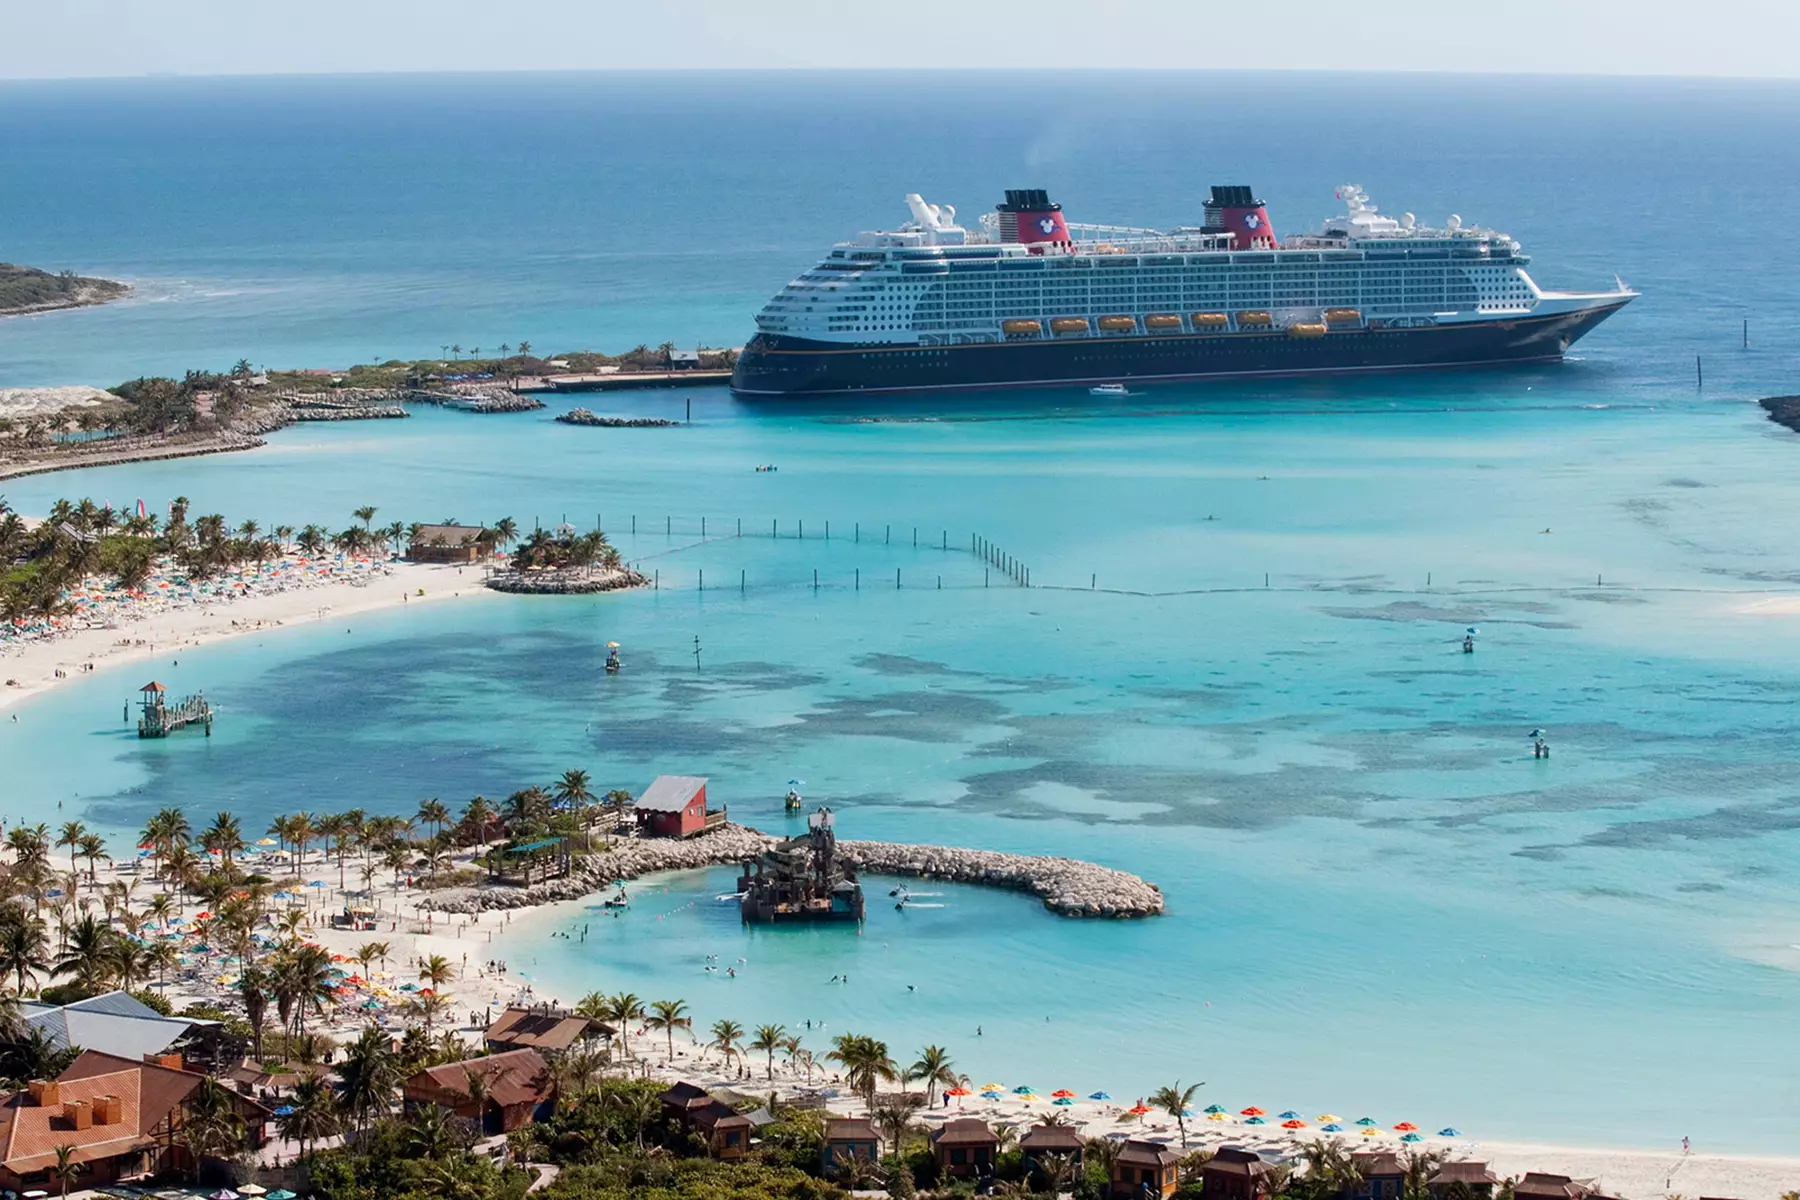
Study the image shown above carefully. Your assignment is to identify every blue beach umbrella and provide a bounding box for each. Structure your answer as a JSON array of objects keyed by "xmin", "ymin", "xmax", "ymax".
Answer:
[
  {"xmin": 1180, "ymin": 1108, "xmax": 1196, "ymax": 1118},
  {"xmin": 1203, "ymin": 1104, "xmax": 1228, "ymax": 1114},
  {"xmin": 1355, "ymin": 1117, "xmax": 1379, "ymax": 1126},
  {"xmin": 1437, "ymin": 1128, "xmax": 1461, "ymax": 1137},
  {"xmin": 272, "ymin": 1105, "xmax": 295, "ymax": 1117},
  {"xmin": 307, "ymin": 880, "xmax": 327, "ymax": 889},
  {"xmin": 1278, "ymin": 1110, "xmax": 1302, "ymax": 1120},
  {"xmin": 1013, "ymin": 1085, "xmax": 1034, "ymax": 1094},
  {"xmin": 1322, "ymin": 1124, "xmax": 1344, "ymax": 1132},
  {"xmin": 1054, "ymin": 1097, "xmax": 1075, "ymax": 1106},
  {"xmin": 1245, "ymin": 1116, "xmax": 1267, "ymax": 1125},
  {"xmin": 1401, "ymin": 1133, "xmax": 1424, "ymax": 1143},
  {"xmin": 1090, "ymin": 1092, "xmax": 1111, "ymax": 1101}
]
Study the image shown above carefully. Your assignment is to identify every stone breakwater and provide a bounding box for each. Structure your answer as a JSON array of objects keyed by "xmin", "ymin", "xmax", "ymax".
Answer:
[
  {"xmin": 555, "ymin": 407, "xmax": 679, "ymax": 428},
  {"xmin": 484, "ymin": 566, "xmax": 648, "ymax": 595},
  {"xmin": 418, "ymin": 823, "xmax": 1162, "ymax": 919}
]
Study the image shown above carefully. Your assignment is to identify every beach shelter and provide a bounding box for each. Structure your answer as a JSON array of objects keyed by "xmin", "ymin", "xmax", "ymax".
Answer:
[
  {"xmin": 980, "ymin": 1083, "xmax": 1005, "ymax": 1092},
  {"xmin": 1321, "ymin": 1123, "xmax": 1344, "ymax": 1132},
  {"xmin": 1360, "ymin": 1127, "xmax": 1384, "ymax": 1137},
  {"xmin": 1054, "ymin": 1097, "xmax": 1075, "ymax": 1106},
  {"xmin": 1013, "ymin": 1085, "xmax": 1035, "ymax": 1094},
  {"xmin": 266, "ymin": 1191, "xmax": 298, "ymax": 1200},
  {"xmin": 1244, "ymin": 1116, "xmax": 1267, "ymax": 1125},
  {"xmin": 1354, "ymin": 1117, "xmax": 1379, "ymax": 1126},
  {"xmin": 1393, "ymin": 1122, "xmax": 1418, "ymax": 1132},
  {"xmin": 1281, "ymin": 1119, "xmax": 1307, "ymax": 1129},
  {"xmin": 209, "ymin": 1190, "xmax": 240, "ymax": 1199},
  {"xmin": 1318, "ymin": 1113, "xmax": 1340, "ymax": 1122},
  {"xmin": 1203, "ymin": 1104, "xmax": 1228, "ymax": 1114},
  {"xmin": 1207, "ymin": 1112, "xmax": 1230, "ymax": 1122},
  {"xmin": 237, "ymin": 1186, "xmax": 268, "ymax": 1197},
  {"xmin": 1052, "ymin": 1089, "xmax": 1077, "ymax": 1098},
  {"xmin": 1437, "ymin": 1128, "xmax": 1462, "ymax": 1137},
  {"xmin": 1090, "ymin": 1092, "xmax": 1111, "ymax": 1101},
  {"xmin": 1278, "ymin": 1110, "xmax": 1302, "ymax": 1120},
  {"xmin": 1128, "ymin": 1103, "xmax": 1152, "ymax": 1115},
  {"xmin": 946, "ymin": 1086, "xmax": 971, "ymax": 1097},
  {"xmin": 1401, "ymin": 1133, "xmax": 1424, "ymax": 1143},
  {"xmin": 1240, "ymin": 1106, "xmax": 1265, "ymax": 1116}
]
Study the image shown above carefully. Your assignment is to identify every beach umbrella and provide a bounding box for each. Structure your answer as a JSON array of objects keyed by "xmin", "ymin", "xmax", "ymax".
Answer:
[
  {"xmin": 1089, "ymin": 1092, "xmax": 1111, "ymax": 1101},
  {"xmin": 1052, "ymin": 1089, "xmax": 1077, "ymax": 1098},
  {"xmin": 1355, "ymin": 1117, "xmax": 1379, "ymax": 1126},
  {"xmin": 1240, "ymin": 1106, "xmax": 1265, "ymax": 1116},
  {"xmin": 1360, "ymin": 1128, "xmax": 1384, "ymax": 1137},
  {"xmin": 1207, "ymin": 1112, "xmax": 1230, "ymax": 1122},
  {"xmin": 307, "ymin": 880, "xmax": 327, "ymax": 889},
  {"xmin": 1245, "ymin": 1116, "xmax": 1267, "ymax": 1126},
  {"xmin": 257, "ymin": 838, "xmax": 278, "ymax": 846},
  {"xmin": 1203, "ymin": 1104, "xmax": 1228, "ymax": 1114},
  {"xmin": 209, "ymin": 1188, "xmax": 240, "ymax": 1199},
  {"xmin": 1013, "ymin": 1085, "xmax": 1034, "ymax": 1094},
  {"xmin": 265, "ymin": 1191, "xmax": 298, "ymax": 1200},
  {"xmin": 1054, "ymin": 1097, "xmax": 1075, "ymax": 1106},
  {"xmin": 981, "ymin": 1083, "xmax": 1004, "ymax": 1092},
  {"xmin": 947, "ymin": 1087, "xmax": 971, "ymax": 1097},
  {"xmin": 273, "ymin": 1104, "xmax": 295, "ymax": 1116},
  {"xmin": 237, "ymin": 1186, "xmax": 268, "ymax": 1196},
  {"xmin": 195, "ymin": 911, "xmax": 212, "ymax": 920},
  {"xmin": 1278, "ymin": 1110, "xmax": 1302, "ymax": 1120},
  {"xmin": 1437, "ymin": 1128, "xmax": 1462, "ymax": 1138},
  {"xmin": 1401, "ymin": 1133, "xmax": 1424, "ymax": 1143},
  {"xmin": 1317, "ymin": 1113, "xmax": 1340, "ymax": 1122},
  {"xmin": 1321, "ymin": 1124, "xmax": 1344, "ymax": 1132},
  {"xmin": 1180, "ymin": 1108, "xmax": 1196, "ymax": 1118},
  {"xmin": 1128, "ymin": 1103, "xmax": 1152, "ymax": 1115},
  {"xmin": 607, "ymin": 642, "xmax": 621, "ymax": 649},
  {"xmin": 1394, "ymin": 1122, "xmax": 1418, "ymax": 1132},
  {"xmin": 1282, "ymin": 1120, "xmax": 1307, "ymax": 1129}
]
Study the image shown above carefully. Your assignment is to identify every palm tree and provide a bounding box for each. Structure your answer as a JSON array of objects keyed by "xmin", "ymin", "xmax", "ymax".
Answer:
[
  {"xmin": 750, "ymin": 1023, "xmax": 787, "ymax": 1080},
  {"xmin": 602, "ymin": 992, "xmax": 645, "ymax": 1059},
  {"xmin": 553, "ymin": 767, "xmax": 594, "ymax": 818},
  {"xmin": 355, "ymin": 941, "xmax": 389, "ymax": 977},
  {"xmin": 1149, "ymin": 1080, "xmax": 1205, "ymax": 1147},
  {"xmin": 336, "ymin": 1024, "xmax": 401, "ymax": 1130},
  {"xmin": 709, "ymin": 1019, "xmax": 744, "ymax": 1070},
  {"xmin": 180, "ymin": 1077, "xmax": 246, "ymax": 1182},
  {"xmin": 908, "ymin": 1045, "xmax": 958, "ymax": 1106},
  {"xmin": 48, "ymin": 1143, "xmax": 83, "ymax": 1200},
  {"xmin": 417, "ymin": 798, "xmax": 450, "ymax": 847},
  {"xmin": 55, "ymin": 820, "xmax": 86, "ymax": 881},
  {"xmin": 0, "ymin": 913, "xmax": 49, "ymax": 994},
  {"xmin": 54, "ymin": 913, "xmax": 114, "ymax": 991},
  {"xmin": 288, "ymin": 811, "xmax": 317, "ymax": 866},
  {"xmin": 828, "ymin": 1033, "xmax": 898, "ymax": 1106},
  {"xmin": 76, "ymin": 833, "xmax": 108, "ymax": 883},
  {"xmin": 202, "ymin": 812, "xmax": 243, "ymax": 870},
  {"xmin": 278, "ymin": 1075, "xmax": 341, "ymax": 1162},
  {"xmin": 353, "ymin": 505, "xmax": 377, "ymax": 531},
  {"xmin": 462, "ymin": 795, "xmax": 497, "ymax": 846},
  {"xmin": 419, "ymin": 953, "xmax": 454, "ymax": 991},
  {"xmin": 491, "ymin": 516, "xmax": 519, "ymax": 553},
  {"xmin": 646, "ymin": 998, "xmax": 691, "ymax": 1061}
]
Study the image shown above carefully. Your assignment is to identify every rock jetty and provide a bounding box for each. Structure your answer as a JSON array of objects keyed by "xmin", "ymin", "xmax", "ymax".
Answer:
[
  {"xmin": 288, "ymin": 405, "xmax": 408, "ymax": 422},
  {"xmin": 484, "ymin": 566, "xmax": 648, "ymax": 595},
  {"xmin": 1759, "ymin": 396, "xmax": 1800, "ymax": 435},
  {"xmin": 419, "ymin": 823, "xmax": 1163, "ymax": 919},
  {"xmin": 556, "ymin": 408, "xmax": 677, "ymax": 428}
]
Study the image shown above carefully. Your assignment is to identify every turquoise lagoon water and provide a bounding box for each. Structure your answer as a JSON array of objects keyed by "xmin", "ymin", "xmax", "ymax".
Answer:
[
  {"xmin": 5, "ymin": 71, "xmax": 1800, "ymax": 1154},
  {"xmin": 6, "ymin": 385, "xmax": 1800, "ymax": 1152}
]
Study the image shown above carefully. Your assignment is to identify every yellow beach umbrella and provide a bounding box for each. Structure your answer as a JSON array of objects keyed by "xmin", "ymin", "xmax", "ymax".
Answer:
[
  {"xmin": 1207, "ymin": 1112, "xmax": 1230, "ymax": 1122},
  {"xmin": 1361, "ymin": 1127, "xmax": 1384, "ymax": 1137},
  {"xmin": 1318, "ymin": 1114, "xmax": 1340, "ymax": 1122}
]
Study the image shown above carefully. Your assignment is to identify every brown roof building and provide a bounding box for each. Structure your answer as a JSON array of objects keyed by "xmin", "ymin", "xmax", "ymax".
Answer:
[
  {"xmin": 1427, "ymin": 1161, "xmax": 1502, "ymax": 1199},
  {"xmin": 1346, "ymin": 1151, "xmax": 1408, "ymax": 1200},
  {"xmin": 931, "ymin": 1117, "xmax": 999, "ymax": 1178},
  {"xmin": 1021, "ymin": 1121, "xmax": 1085, "ymax": 1176},
  {"xmin": 1199, "ymin": 1146, "xmax": 1274, "ymax": 1200},
  {"xmin": 688, "ymin": 1100, "xmax": 754, "ymax": 1159},
  {"xmin": 1113, "ymin": 1139, "xmax": 1183, "ymax": 1200},
  {"xmin": 0, "ymin": 1051, "xmax": 269, "ymax": 1191},
  {"xmin": 822, "ymin": 1117, "xmax": 881, "ymax": 1175},
  {"xmin": 1514, "ymin": 1174, "xmax": 1597, "ymax": 1200},
  {"xmin": 408, "ymin": 524, "xmax": 491, "ymax": 563},
  {"xmin": 483, "ymin": 1007, "xmax": 612, "ymax": 1056},
  {"xmin": 402, "ymin": 1049, "xmax": 555, "ymax": 1135},
  {"xmin": 659, "ymin": 1081, "xmax": 714, "ymax": 1120}
]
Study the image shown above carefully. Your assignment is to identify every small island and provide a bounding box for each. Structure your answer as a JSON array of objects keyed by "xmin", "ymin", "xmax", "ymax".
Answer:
[{"xmin": 0, "ymin": 262, "xmax": 128, "ymax": 317}]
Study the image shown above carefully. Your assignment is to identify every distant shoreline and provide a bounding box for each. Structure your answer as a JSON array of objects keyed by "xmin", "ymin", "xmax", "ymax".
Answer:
[{"xmin": 0, "ymin": 263, "xmax": 129, "ymax": 318}]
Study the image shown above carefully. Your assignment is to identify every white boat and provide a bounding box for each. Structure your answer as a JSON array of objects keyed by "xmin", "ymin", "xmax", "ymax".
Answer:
[{"xmin": 1089, "ymin": 383, "xmax": 1130, "ymax": 396}]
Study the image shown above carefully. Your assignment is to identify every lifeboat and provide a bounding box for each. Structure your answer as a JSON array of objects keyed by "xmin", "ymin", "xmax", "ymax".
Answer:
[
  {"xmin": 1145, "ymin": 314, "xmax": 1184, "ymax": 330},
  {"xmin": 1097, "ymin": 315, "xmax": 1137, "ymax": 332},
  {"xmin": 1236, "ymin": 311, "xmax": 1273, "ymax": 328},
  {"xmin": 1002, "ymin": 318, "xmax": 1044, "ymax": 336},
  {"xmin": 1191, "ymin": 312, "xmax": 1230, "ymax": 328},
  {"xmin": 1050, "ymin": 317, "xmax": 1091, "ymax": 335},
  {"xmin": 1287, "ymin": 323, "xmax": 1328, "ymax": 338},
  {"xmin": 1324, "ymin": 308, "xmax": 1362, "ymax": 324}
]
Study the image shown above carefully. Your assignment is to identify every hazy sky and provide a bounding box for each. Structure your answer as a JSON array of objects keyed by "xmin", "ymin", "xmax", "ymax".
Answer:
[{"xmin": 8, "ymin": 0, "xmax": 1800, "ymax": 81}]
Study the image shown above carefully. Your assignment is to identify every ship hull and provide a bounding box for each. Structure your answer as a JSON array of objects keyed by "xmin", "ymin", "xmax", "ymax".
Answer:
[{"xmin": 730, "ymin": 299, "xmax": 1629, "ymax": 397}]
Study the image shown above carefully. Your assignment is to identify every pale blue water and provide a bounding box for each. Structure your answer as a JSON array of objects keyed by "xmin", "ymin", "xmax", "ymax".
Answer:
[{"xmin": 4, "ymin": 73, "xmax": 1800, "ymax": 1154}]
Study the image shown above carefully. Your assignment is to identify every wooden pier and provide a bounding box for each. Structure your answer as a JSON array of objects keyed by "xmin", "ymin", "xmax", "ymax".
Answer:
[{"xmin": 137, "ymin": 681, "xmax": 213, "ymax": 739}]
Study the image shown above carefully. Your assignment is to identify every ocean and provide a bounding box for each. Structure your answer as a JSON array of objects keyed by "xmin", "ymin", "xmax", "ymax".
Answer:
[{"xmin": 3, "ymin": 71, "xmax": 1800, "ymax": 1153}]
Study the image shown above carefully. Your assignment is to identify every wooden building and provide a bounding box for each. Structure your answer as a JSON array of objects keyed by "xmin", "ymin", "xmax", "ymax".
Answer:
[
  {"xmin": 659, "ymin": 1081, "xmax": 714, "ymax": 1122},
  {"xmin": 1020, "ymin": 1121, "xmax": 1085, "ymax": 1177},
  {"xmin": 822, "ymin": 1117, "xmax": 881, "ymax": 1175},
  {"xmin": 1427, "ymin": 1162, "xmax": 1502, "ymax": 1200},
  {"xmin": 483, "ymin": 1007, "xmax": 611, "ymax": 1057},
  {"xmin": 1113, "ymin": 1139, "xmax": 1183, "ymax": 1200},
  {"xmin": 930, "ymin": 1117, "xmax": 998, "ymax": 1179},
  {"xmin": 408, "ymin": 523, "xmax": 492, "ymax": 564},
  {"xmin": 1514, "ymin": 1174, "xmax": 1597, "ymax": 1200},
  {"xmin": 1346, "ymin": 1152, "xmax": 1408, "ymax": 1200},
  {"xmin": 0, "ymin": 1051, "xmax": 269, "ymax": 1191},
  {"xmin": 688, "ymin": 1100, "xmax": 754, "ymax": 1159},
  {"xmin": 402, "ymin": 1049, "xmax": 554, "ymax": 1135},
  {"xmin": 636, "ymin": 775, "xmax": 725, "ymax": 838},
  {"xmin": 1199, "ymin": 1146, "xmax": 1274, "ymax": 1200}
]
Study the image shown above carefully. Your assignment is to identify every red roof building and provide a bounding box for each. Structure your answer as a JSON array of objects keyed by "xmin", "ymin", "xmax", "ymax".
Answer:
[{"xmin": 402, "ymin": 1049, "xmax": 555, "ymax": 1135}]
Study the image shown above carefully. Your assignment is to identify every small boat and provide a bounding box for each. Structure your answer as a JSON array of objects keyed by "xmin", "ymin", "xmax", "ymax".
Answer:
[{"xmin": 1089, "ymin": 383, "xmax": 1130, "ymax": 397}]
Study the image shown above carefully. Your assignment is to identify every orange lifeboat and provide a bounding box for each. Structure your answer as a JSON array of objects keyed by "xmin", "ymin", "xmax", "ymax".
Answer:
[
  {"xmin": 1191, "ymin": 312, "xmax": 1230, "ymax": 328},
  {"xmin": 1323, "ymin": 308, "xmax": 1362, "ymax": 325},
  {"xmin": 1145, "ymin": 314, "xmax": 1184, "ymax": 330},
  {"xmin": 1097, "ymin": 315, "xmax": 1137, "ymax": 332},
  {"xmin": 1050, "ymin": 317, "xmax": 1090, "ymax": 335},
  {"xmin": 1287, "ymin": 323, "xmax": 1327, "ymax": 338},
  {"xmin": 1002, "ymin": 318, "xmax": 1044, "ymax": 336},
  {"xmin": 1236, "ymin": 311, "xmax": 1273, "ymax": 328}
]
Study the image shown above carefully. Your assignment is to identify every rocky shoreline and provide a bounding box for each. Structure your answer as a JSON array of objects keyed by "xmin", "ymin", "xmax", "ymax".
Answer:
[
  {"xmin": 1758, "ymin": 395, "xmax": 1800, "ymax": 434},
  {"xmin": 418, "ymin": 823, "xmax": 1163, "ymax": 919}
]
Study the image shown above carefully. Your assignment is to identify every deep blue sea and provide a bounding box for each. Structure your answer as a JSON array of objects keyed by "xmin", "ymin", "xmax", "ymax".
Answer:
[{"xmin": 4, "ymin": 72, "xmax": 1800, "ymax": 1154}]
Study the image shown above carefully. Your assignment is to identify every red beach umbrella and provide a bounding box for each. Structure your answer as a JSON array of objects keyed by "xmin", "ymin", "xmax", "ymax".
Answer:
[
  {"xmin": 1128, "ymin": 1103, "xmax": 1153, "ymax": 1115},
  {"xmin": 1241, "ymin": 1106, "xmax": 1265, "ymax": 1117},
  {"xmin": 1393, "ymin": 1122, "xmax": 1418, "ymax": 1132},
  {"xmin": 1052, "ymin": 1089, "xmax": 1076, "ymax": 1099},
  {"xmin": 1282, "ymin": 1119, "xmax": 1307, "ymax": 1129}
]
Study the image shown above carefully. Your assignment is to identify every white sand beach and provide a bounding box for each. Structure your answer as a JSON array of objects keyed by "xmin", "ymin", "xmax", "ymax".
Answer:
[{"xmin": 0, "ymin": 557, "xmax": 491, "ymax": 713}]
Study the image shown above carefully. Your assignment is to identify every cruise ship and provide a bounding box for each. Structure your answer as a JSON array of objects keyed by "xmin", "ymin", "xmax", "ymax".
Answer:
[{"xmin": 730, "ymin": 185, "xmax": 1634, "ymax": 396}]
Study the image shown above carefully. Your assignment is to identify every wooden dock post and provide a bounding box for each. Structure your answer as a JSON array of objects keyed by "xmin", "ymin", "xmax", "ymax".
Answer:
[
  {"xmin": 941, "ymin": 530, "xmax": 947, "ymax": 550},
  {"xmin": 895, "ymin": 568, "xmax": 901, "ymax": 589},
  {"xmin": 825, "ymin": 521, "xmax": 830, "ymax": 540},
  {"xmin": 855, "ymin": 568, "xmax": 860, "ymax": 590},
  {"xmin": 1092, "ymin": 573, "xmax": 1096, "ymax": 589},
  {"xmin": 699, "ymin": 569, "xmax": 704, "ymax": 591},
  {"xmin": 855, "ymin": 522, "xmax": 860, "ymax": 543},
  {"xmin": 654, "ymin": 569, "xmax": 659, "ymax": 589},
  {"xmin": 741, "ymin": 569, "xmax": 746, "ymax": 594},
  {"xmin": 666, "ymin": 516, "xmax": 671, "ymax": 536},
  {"xmin": 913, "ymin": 526, "xmax": 918, "ymax": 547},
  {"xmin": 632, "ymin": 515, "xmax": 636, "ymax": 534},
  {"xmin": 702, "ymin": 517, "xmax": 706, "ymax": 537},
  {"xmin": 813, "ymin": 568, "xmax": 818, "ymax": 591},
  {"xmin": 886, "ymin": 524, "xmax": 891, "ymax": 545},
  {"xmin": 772, "ymin": 518, "xmax": 778, "ymax": 538},
  {"xmin": 737, "ymin": 518, "xmax": 742, "ymax": 537},
  {"xmin": 799, "ymin": 519, "xmax": 804, "ymax": 539}
]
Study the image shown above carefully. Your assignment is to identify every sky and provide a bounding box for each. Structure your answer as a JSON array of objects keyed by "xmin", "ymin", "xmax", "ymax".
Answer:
[{"xmin": 7, "ymin": 0, "xmax": 1800, "ymax": 81}]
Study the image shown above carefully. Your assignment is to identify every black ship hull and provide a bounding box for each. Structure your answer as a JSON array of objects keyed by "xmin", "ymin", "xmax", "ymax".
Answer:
[{"xmin": 730, "ymin": 301, "xmax": 1629, "ymax": 397}]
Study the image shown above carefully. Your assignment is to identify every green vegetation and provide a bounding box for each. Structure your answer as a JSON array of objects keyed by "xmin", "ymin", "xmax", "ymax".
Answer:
[
  {"xmin": 261, "ymin": 341, "xmax": 738, "ymax": 396},
  {"xmin": 0, "ymin": 262, "xmax": 126, "ymax": 316}
]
